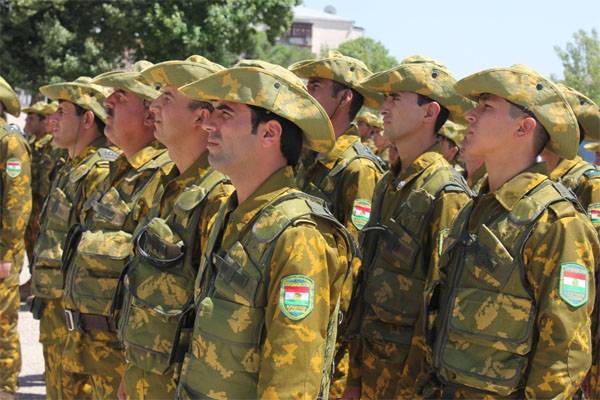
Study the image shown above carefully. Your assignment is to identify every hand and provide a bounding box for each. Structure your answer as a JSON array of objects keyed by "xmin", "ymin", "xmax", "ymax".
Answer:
[
  {"xmin": 341, "ymin": 385, "xmax": 361, "ymax": 400},
  {"xmin": 117, "ymin": 380, "xmax": 127, "ymax": 400},
  {"xmin": 0, "ymin": 261, "xmax": 12, "ymax": 278}
]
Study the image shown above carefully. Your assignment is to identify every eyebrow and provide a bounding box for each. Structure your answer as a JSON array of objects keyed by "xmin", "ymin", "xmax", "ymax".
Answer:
[{"xmin": 215, "ymin": 103, "xmax": 234, "ymax": 113}]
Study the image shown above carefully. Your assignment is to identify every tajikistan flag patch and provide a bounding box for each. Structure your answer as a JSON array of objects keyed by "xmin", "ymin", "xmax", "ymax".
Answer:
[
  {"xmin": 6, "ymin": 158, "xmax": 22, "ymax": 178},
  {"xmin": 279, "ymin": 275, "xmax": 314, "ymax": 321},
  {"xmin": 351, "ymin": 199, "xmax": 371, "ymax": 230},
  {"xmin": 587, "ymin": 203, "xmax": 600, "ymax": 226},
  {"xmin": 559, "ymin": 262, "xmax": 589, "ymax": 308}
]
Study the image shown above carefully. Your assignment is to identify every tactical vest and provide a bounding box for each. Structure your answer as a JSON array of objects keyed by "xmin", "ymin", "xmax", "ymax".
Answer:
[
  {"xmin": 63, "ymin": 154, "xmax": 172, "ymax": 318},
  {"xmin": 177, "ymin": 192, "xmax": 353, "ymax": 400},
  {"xmin": 31, "ymin": 149, "xmax": 115, "ymax": 299},
  {"xmin": 432, "ymin": 179, "xmax": 579, "ymax": 396},
  {"xmin": 345, "ymin": 162, "xmax": 471, "ymax": 366},
  {"xmin": 559, "ymin": 161, "xmax": 600, "ymax": 193},
  {"xmin": 118, "ymin": 170, "xmax": 229, "ymax": 375},
  {"xmin": 301, "ymin": 141, "xmax": 385, "ymax": 221}
]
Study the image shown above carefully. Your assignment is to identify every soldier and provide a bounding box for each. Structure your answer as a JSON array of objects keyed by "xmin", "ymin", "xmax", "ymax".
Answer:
[
  {"xmin": 32, "ymin": 77, "xmax": 118, "ymax": 399},
  {"xmin": 355, "ymin": 109, "xmax": 379, "ymax": 153},
  {"xmin": 437, "ymin": 120, "xmax": 465, "ymax": 165},
  {"xmin": 342, "ymin": 57, "xmax": 474, "ymax": 399},
  {"xmin": 23, "ymin": 101, "xmax": 66, "ymax": 266},
  {"xmin": 539, "ymin": 86, "xmax": 600, "ymax": 398},
  {"xmin": 461, "ymin": 148, "xmax": 486, "ymax": 194},
  {"xmin": 419, "ymin": 65, "xmax": 599, "ymax": 398},
  {"xmin": 0, "ymin": 75, "xmax": 32, "ymax": 398},
  {"xmin": 174, "ymin": 60, "xmax": 353, "ymax": 399},
  {"xmin": 585, "ymin": 142, "xmax": 600, "ymax": 165},
  {"xmin": 60, "ymin": 61, "xmax": 173, "ymax": 399},
  {"xmin": 289, "ymin": 52, "xmax": 385, "ymax": 397},
  {"xmin": 116, "ymin": 56, "xmax": 234, "ymax": 399}
]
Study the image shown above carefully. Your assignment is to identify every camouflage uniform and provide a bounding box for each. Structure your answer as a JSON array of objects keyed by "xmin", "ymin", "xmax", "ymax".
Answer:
[
  {"xmin": 343, "ymin": 58, "xmax": 473, "ymax": 399},
  {"xmin": 0, "ymin": 125, "xmax": 32, "ymax": 394},
  {"xmin": 467, "ymin": 165, "xmax": 487, "ymax": 195},
  {"xmin": 118, "ymin": 56, "xmax": 233, "ymax": 400},
  {"xmin": 419, "ymin": 66, "xmax": 598, "ymax": 398},
  {"xmin": 176, "ymin": 60, "xmax": 353, "ymax": 399}
]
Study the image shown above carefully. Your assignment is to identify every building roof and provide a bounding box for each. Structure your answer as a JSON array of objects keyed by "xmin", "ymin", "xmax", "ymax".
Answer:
[{"xmin": 293, "ymin": 6, "xmax": 355, "ymax": 23}]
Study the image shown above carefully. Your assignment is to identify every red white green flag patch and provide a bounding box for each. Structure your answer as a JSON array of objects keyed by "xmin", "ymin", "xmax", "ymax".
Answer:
[
  {"xmin": 559, "ymin": 262, "xmax": 589, "ymax": 308},
  {"xmin": 279, "ymin": 275, "xmax": 314, "ymax": 320},
  {"xmin": 351, "ymin": 199, "xmax": 371, "ymax": 230},
  {"xmin": 588, "ymin": 203, "xmax": 600, "ymax": 226},
  {"xmin": 6, "ymin": 158, "xmax": 22, "ymax": 178}
]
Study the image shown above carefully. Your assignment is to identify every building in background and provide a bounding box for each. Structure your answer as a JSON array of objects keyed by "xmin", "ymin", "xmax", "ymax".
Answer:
[{"xmin": 280, "ymin": 5, "xmax": 364, "ymax": 55}]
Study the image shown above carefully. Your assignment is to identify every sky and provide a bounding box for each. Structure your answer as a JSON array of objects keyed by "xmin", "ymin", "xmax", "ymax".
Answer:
[{"xmin": 302, "ymin": 0, "xmax": 599, "ymax": 80}]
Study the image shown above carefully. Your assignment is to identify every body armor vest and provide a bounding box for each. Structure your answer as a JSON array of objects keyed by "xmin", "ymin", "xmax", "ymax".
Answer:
[
  {"xmin": 559, "ymin": 161, "xmax": 600, "ymax": 193},
  {"xmin": 118, "ymin": 169, "xmax": 229, "ymax": 375},
  {"xmin": 177, "ymin": 192, "xmax": 353, "ymax": 399},
  {"xmin": 432, "ymin": 179, "xmax": 579, "ymax": 396}
]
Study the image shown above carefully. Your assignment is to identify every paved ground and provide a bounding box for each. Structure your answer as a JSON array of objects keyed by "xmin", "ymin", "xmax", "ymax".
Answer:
[{"xmin": 16, "ymin": 260, "xmax": 46, "ymax": 399}]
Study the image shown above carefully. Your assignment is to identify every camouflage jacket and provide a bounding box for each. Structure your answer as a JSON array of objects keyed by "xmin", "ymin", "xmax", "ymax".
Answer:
[
  {"xmin": 119, "ymin": 152, "xmax": 233, "ymax": 377},
  {"xmin": 177, "ymin": 166, "xmax": 353, "ymax": 400},
  {"xmin": 29, "ymin": 133, "xmax": 67, "ymax": 208},
  {"xmin": 0, "ymin": 124, "xmax": 32, "ymax": 286},
  {"xmin": 428, "ymin": 163, "xmax": 598, "ymax": 398},
  {"xmin": 346, "ymin": 149, "xmax": 472, "ymax": 399},
  {"xmin": 31, "ymin": 137, "xmax": 116, "ymax": 300},
  {"xmin": 467, "ymin": 164, "xmax": 488, "ymax": 195}
]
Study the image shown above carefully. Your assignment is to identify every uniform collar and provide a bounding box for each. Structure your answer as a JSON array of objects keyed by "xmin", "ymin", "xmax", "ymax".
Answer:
[
  {"xmin": 549, "ymin": 155, "xmax": 583, "ymax": 181},
  {"xmin": 127, "ymin": 140, "xmax": 165, "ymax": 169},
  {"xmin": 492, "ymin": 162, "xmax": 548, "ymax": 211},
  {"xmin": 229, "ymin": 166, "xmax": 296, "ymax": 232},
  {"xmin": 392, "ymin": 147, "xmax": 447, "ymax": 190},
  {"xmin": 167, "ymin": 151, "xmax": 211, "ymax": 190},
  {"xmin": 468, "ymin": 164, "xmax": 487, "ymax": 187},
  {"xmin": 317, "ymin": 124, "xmax": 360, "ymax": 169},
  {"xmin": 72, "ymin": 135, "xmax": 106, "ymax": 164}
]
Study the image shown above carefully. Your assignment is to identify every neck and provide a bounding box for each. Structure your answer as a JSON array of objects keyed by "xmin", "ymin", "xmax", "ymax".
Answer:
[
  {"xmin": 542, "ymin": 151, "xmax": 562, "ymax": 172},
  {"xmin": 485, "ymin": 155, "xmax": 537, "ymax": 192},
  {"xmin": 167, "ymin": 133, "xmax": 208, "ymax": 174},
  {"xmin": 68, "ymin": 130, "xmax": 101, "ymax": 159},
  {"xmin": 121, "ymin": 129, "xmax": 155, "ymax": 159},
  {"xmin": 231, "ymin": 158, "xmax": 286, "ymax": 204},
  {"xmin": 331, "ymin": 115, "xmax": 351, "ymax": 139},
  {"xmin": 394, "ymin": 129, "xmax": 437, "ymax": 173}
]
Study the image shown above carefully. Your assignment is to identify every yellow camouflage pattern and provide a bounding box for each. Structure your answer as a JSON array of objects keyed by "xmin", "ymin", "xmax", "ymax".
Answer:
[
  {"xmin": 424, "ymin": 163, "xmax": 598, "ymax": 398},
  {"xmin": 92, "ymin": 60, "xmax": 160, "ymax": 101},
  {"xmin": 180, "ymin": 59, "xmax": 336, "ymax": 154},
  {"xmin": 40, "ymin": 77, "xmax": 111, "ymax": 123},
  {"xmin": 177, "ymin": 166, "xmax": 352, "ymax": 399},
  {"xmin": 346, "ymin": 149, "xmax": 471, "ymax": 399},
  {"xmin": 557, "ymin": 83, "xmax": 600, "ymax": 142},
  {"xmin": 140, "ymin": 55, "xmax": 224, "ymax": 91},
  {"xmin": 0, "ymin": 75, "xmax": 20, "ymax": 117}
]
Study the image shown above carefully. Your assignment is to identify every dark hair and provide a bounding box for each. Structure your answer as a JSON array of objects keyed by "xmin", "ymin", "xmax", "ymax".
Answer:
[
  {"xmin": 188, "ymin": 100, "xmax": 214, "ymax": 112},
  {"xmin": 579, "ymin": 122, "xmax": 586, "ymax": 144},
  {"xmin": 331, "ymin": 81, "xmax": 364, "ymax": 121},
  {"xmin": 74, "ymin": 103, "xmax": 106, "ymax": 133},
  {"xmin": 508, "ymin": 102, "xmax": 550, "ymax": 154},
  {"xmin": 249, "ymin": 105, "xmax": 303, "ymax": 166},
  {"xmin": 416, "ymin": 94, "xmax": 449, "ymax": 133}
]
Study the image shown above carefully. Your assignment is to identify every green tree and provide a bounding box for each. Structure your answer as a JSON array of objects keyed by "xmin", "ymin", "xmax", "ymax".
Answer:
[
  {"xmin": 247, "ymin": 32, "xmax": 314, "ymax": 68},
  {"xmin": 0, "ymin": 0, "xmax": 299, "ymax": 91},
  {"xmin": 554, "ymin": 29, "xmax": 600, "ymax": 103},
  {"xmin": 336, "ymin": 37, "xmax": 397, "ymax": 72}
]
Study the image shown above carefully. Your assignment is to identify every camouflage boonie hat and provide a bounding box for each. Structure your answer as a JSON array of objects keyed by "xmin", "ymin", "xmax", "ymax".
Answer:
[
  {"xmin": 40, "ymin": 76, "xmax": 111, "ymax": 122},
  {"xmin": 180, "ymin": 59, "xmax": 335, "ymax": 153},
  {"xmin": 0, "ymin": 75, "xmax": 21, "ymax": 116},
  {"xmin": 584, "ymin": 142, "xmax": 600, "ymax": 153},
  {"xmin": 356, "ymin": 109, "xmax": 383, "ymax": 129},
  {"xmin": 359, "ymin": 56, "xmax": 474, "ymax": 122},
  {"xmin": 92, "ymin": 60, "xmax": 159, "ymax": 100},
  {"xmin": 289, "ymin": 51, "xmax": 383, "ymax": 108},
  {"xmin": 140, "ymin": 55, "xmax": 225, "ymax": 90},
  {"xmin": 556, "ymin": 84, "xmax": 600, "ymax": 142},
  {"xmin": 438, "ymin": 120, "xmax": 466, "ymax": 145},
  {"xmin": 456, "ymin": 65, "xmax": 580, "ymax": 159},
  {"xmin": 22, "ymin": 101, "xmax": 58, "ymax": 116}
]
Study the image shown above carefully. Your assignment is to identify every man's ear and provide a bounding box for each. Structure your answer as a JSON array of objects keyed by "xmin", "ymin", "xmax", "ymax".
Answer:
[
  {"xmin": 82, "ymin": 110, "xmax": 96, "ymax": 130},
  {"xmin": 260, "ymin": 119, "xmax": 283, "ymax": 149},
  {"xmin": 424, "ymin": 101, "xmax": 441, "ymax": 122},
  {"xmin": 193, "ymin": 108, "xmax": 211, "ymax": 129},
  {"xmin": 516, "ymin": 116, "xmax": 537, "ymax": 138},
  {"xmin": 339, "ymin": 88, "xmax": 354, "ymax": 108}
]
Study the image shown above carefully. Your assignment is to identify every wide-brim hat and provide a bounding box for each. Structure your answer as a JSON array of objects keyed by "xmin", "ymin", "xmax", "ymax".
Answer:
[
  {"xmin": 40, "ymin": 76, "xmax": 111, "ymax": 122},
  {"xmin": 0, "ymin": 75, "xmax": 21, "ymax": 116},
  {"xmin": 141, "ymin": 55, "xmax": 225, "ymax": 90},
  {"xmin": 92, "ymin": 60, "xmax": 160, "ymax": 101},
  {"xmin": 556, "ymin": 83, "xmax": 599, "ymax": 142},
  {"xmin": 22, "ymin": 101, "xmax": 58, "ymax": 116}
]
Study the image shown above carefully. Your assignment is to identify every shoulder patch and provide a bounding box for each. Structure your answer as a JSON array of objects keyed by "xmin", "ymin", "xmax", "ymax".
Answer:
[
  {"xmin": 6, "ymin": 158, "xmax": 22, "ymax": 178},
  {"xmin": 279, "ymin": 275, "xmax": 314, "ymax": 321},
  {"xmin": 559, "ymin": 262, "xmax": 589, "ymax": 308},
  {"xmin": 583, "ymin": 169, "xmax": 600, "ymax": 179},
  {"xmin": 97, "ymin": 147, "xmax": 120, "ymax": 162},
  {"xmin": 351, "ymin": 199, "xmax": 371, "ymax": 230},
  {"xmin": 587, "ymin": 203, "xmax": 600, "ymax": 226}
]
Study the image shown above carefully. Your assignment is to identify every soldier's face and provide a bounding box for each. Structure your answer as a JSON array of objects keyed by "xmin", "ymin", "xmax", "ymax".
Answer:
[
  {"xmin": 306, "ymin": 78, "xmax": 345, "ymax": 118},
  {"xmin": 380, "ymin": 91, "xmax": 426, "ymax": 142},
  {"xmin": 104, "ymin": 89, "xmax": 150, "ymax": 147},
  {"xmin": 357, "ymin": 121, "xmax": 371, "ymax": 139},
  {"xmin": 24, "ymin": 113, "xmax": 45, "ymax": 136},
  {"xmin": 202, "ymin": 100, "xmax": 260, "ymax": 175},
  {"xmin": 463, "ymin": 94, "xmax": 525, "ymax": 158},
  {"xmin": 150, "ymin": 86, "xmax": 197, "ymax": 145},
  {"xmin": 52, "ymin": 101, "xmax": 81, "ymax": 149}
]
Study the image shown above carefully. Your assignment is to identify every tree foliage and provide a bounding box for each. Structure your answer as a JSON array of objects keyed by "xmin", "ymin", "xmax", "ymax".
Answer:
[
  {"xmin": 247, "ymin": 31, "xmax": 314, "ymax": 68},
  {"xmin": 336, "ymin": 37, "xmax": 397, "ymax": 72},
  {"xmin": 554, "ymin": 29, "xmax": 600, "ymax": 104},
  {"xmin": 0, "ymin": 0, "xmax": 299, "ymax": 91}
]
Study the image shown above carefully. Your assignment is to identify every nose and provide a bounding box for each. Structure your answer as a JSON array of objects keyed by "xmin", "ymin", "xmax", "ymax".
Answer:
[
  {"xmin": 149, "ymin": 97, "xmax": 161, "ymax": 115},
  {"xmin": 202, "ymin": 111, "xmax": 217, "ymax": 133},
  {"xmin": 104, "ymin": 92, "xmax": 117, "ymax": 109}
]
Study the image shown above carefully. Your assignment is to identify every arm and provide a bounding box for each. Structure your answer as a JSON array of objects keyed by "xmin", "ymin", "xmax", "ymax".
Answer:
[
  {"xmin": 257, "ymin": 222, "xmax": 349, "ymax": 399},
  {"xmin": 523, "ymin": 213, "xmax": 598, "ymax": 399}
]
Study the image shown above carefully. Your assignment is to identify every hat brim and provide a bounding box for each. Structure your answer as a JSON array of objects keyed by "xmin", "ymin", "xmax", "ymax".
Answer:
[
  {"xmin": 92, "ymin": 72, "xmax": 160, "ymax": 101},
  {"xmin": 141, "ymin": 60, "xmax": 224, "ymax": 89},
  {"xmin": 40, "ymin": 82, "xmax": 108, "ymax": 123}
]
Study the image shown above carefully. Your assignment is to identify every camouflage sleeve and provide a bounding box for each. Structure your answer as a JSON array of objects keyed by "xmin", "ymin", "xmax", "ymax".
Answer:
[
  {"xmin": 340, "ymin": 159, "xmax": 382, "ymax": 241},
  {"xmin": 257, "ymin": 221, "xmax": 348, "ymax": 399},
  {"xmin": 0, "ymin": 134, "xmax": 32, "ymax": 262},
  {"xmin": 79, "ymin": 163, "xmax": 111, "ymax": 215},
  {"xmin": 197, "ymin": 183, "xmax": 234, "ymax": 250},
  {"xmin": 575, "ymin": 177, "xmax": 600, "ymax": 237},
  {"xmin": 522, "ymin": 212, "xmax": 598, "ymax": 399}
]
